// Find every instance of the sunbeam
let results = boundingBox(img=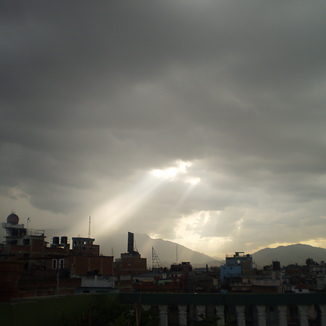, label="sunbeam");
[92,174,164,236]
[92,160,200,237]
